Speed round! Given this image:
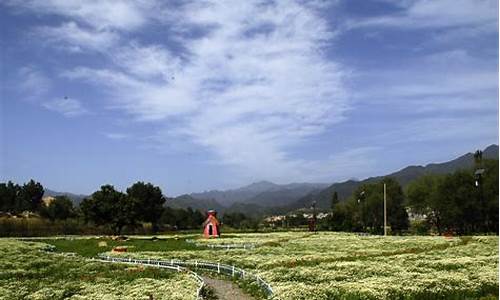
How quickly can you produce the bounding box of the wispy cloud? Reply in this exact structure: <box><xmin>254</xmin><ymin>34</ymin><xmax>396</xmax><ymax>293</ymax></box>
<box><xmin>6</xmin><ymin>0</ymin><xmax>154</xmax><ymax>31</ymax></box>
<box><xmin>42</xmin><ymin>97</ymin><xmax>87</xmax><ymax>117</ymax></box>
<box><xmin>17</xmin><ymin>66</ymin><xmax>51</xmax><ymax>101</ymax></box>
<box><xmin>103</xmin><ymin>132</ymin><xmax>128</xmax><ymax>140</ymax></box>
<box><xmin>35</xmin><ymin>22</ymin><xmax>119</xmax><ymax>52</ymax></box>
<box><xmin>54</xmin><ymin>1</ymin><xmax>350</xmax><ymax>182</ymax></box>
<box><xmin>347</xmin><ymin>0</ymin><xmax>498</xmax><ymax>31</ymax></box>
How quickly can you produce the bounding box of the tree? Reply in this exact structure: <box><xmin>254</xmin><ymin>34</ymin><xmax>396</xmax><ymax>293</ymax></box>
<box><xmin>80</xmin><ymin>185</ymin><xmax>139</xmax><ymax>235</ymax></box>
<box><xmin>126</xmin><ymin>182</ymin><xmax>166</xmax><ymax>233</ymax></box>
<box><xmin>40</xmin><ymin>196</ymin><xmax>75</xmax><ymax>221</ymax></box>
<box><xmin>19</xmin><ymin>180</ymin><xmax>44</xmax><ymax>212</ymax></box>
<box><xmin>331</xmin><ymin>191</ymin><xmax>339</xmax><ymax>211</ymax></box>
<box><xmin>0</xmin><ymin>181</ymin><xmax>20</xmax><ymax>212</ymax></box>
<box><xmin>351</xmin><ymin>178</ymin><xmax>408</xmax><ymax>234</ymax></box>
<box><xmin>406</xmin><ymin>174</ymin><xmax>444</xmax><ymax>233</ymax></box>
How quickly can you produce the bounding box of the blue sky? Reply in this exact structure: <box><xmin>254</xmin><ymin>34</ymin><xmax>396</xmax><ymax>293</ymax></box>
<box><xmin>1</xmin><ymin>0</ymin><xmax>498</xmax><ymax>196</ymax></box>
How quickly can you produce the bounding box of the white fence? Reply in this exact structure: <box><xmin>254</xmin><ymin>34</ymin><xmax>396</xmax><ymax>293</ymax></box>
<box><xmin>185</xmin><ymin>239</ymin><xmax>257</xmax><ymax>250</ymax></box>
<box><xmin>96</xmin><ymin>255</ymin><xmax>205</xmax><ymax>300</ymax></box>
<box><xmin>97</xmin><ymin>254</ymin><xmax>274</xmax><ymax>299</ymax></box>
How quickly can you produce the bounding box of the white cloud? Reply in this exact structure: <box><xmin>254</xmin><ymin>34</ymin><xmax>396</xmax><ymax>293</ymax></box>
<box><xmin>17</xmin><ymin>66</ymin><xmax>51</xmax><ymax>101</ymax></box>
<box><xmin>42</xmin><ymin>97</ymin><xmax>87</xmax><ymax>117</ymax></box>
<box><xmin>6</xmin><ymin>0</ymin><xmax>154</xmax><ymax>31</ymax></box>
<box><xmin>35</xmin><ymin>22</ymin><xmax>119</xmax><ymax>52</ymax></box>
<box><xmin>60</xmin><ymin>1</ymin><xmax>349</xmax><ymax>181</ymax></box>
<box><xmin>103</xmin><ymin>132</ymin><xmax>128</xmax><ymax>140</ymax></box>
<box><xmin>348</xmin><ymin>0</ymin><xmax>498</xmax><ymax>31</ymax></box>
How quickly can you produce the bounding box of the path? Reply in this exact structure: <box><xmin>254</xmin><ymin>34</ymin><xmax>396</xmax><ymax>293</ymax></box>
<box><xmin>202</xmin><ymin>276</ymin><xmax>255</xmax><ymax>300</ymax></box>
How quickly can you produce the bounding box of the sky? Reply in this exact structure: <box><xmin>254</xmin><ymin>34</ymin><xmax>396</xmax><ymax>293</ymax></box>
<box><xmin>0</xmin><ymin>0</ymin><xmax>498</xmax><ymax>196</ymax></box>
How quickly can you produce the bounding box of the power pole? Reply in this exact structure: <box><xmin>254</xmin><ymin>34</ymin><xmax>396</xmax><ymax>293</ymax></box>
<box><xmin>384</xmin><ymin>183</ymin><xmax>387</xmax><ymax>236</ymax></box>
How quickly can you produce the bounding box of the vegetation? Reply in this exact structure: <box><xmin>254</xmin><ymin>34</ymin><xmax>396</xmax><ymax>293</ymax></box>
<box><xmin>0</xmin><ymin>239</ymin><xmax>199</xmax><ymax>300</ymax></box>
<box><xmin>115</xmin><ymin>232</ymin><xmax>498</xmax><ymax>300</ymax></box>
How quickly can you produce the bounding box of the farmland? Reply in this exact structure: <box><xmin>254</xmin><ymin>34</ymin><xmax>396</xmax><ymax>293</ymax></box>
<box><xmin>0</xmin><ymin>232</ymin><xmax>498</xmax><ymax>300</ymax></box>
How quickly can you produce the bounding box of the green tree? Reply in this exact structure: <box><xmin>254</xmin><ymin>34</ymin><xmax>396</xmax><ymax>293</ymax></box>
<box><xmin>126</xmin><ymin>182</ymin><xmax>166</xmax><ymax>233</ymax></box>
<box><xmin>19</xmin><ymin>180</ymin><xmax>44</xmax><ymax>212</ymax></box>
<box><xmin>40</xmin><ymin>196</ymin><xmax>75</xmax><ymax>221</ymax></box>
<box><xmin>352</xmin><ymin>178</ymin><xmax>408</xmax><ymax>234</ymax></box>
<box><xmin>80</xmin><ymin>185</ymin><xmax>139</xmax><ymax>235</ymax></box>
<box><xmin>406</xmin><ymin>174</ymin><xmax>444</xmax><ymax>233</ymax></box>
<box><xmin>331</xmin><ymin>191</ymin><xmax>339</xmax><ymax>211</ymax></box>
<box><xmin>481</xmin><ymin>159</ymin><xmax>499</xmax><ymax>232</ymax></box>
<box><xmin>0</xmin><ymin>181</ymin><xmax>21</xmax><ymax>212</ymax></box>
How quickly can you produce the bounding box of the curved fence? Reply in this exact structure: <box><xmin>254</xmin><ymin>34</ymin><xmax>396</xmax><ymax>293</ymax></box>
<box><xmin>185</xmin><ymin>239</ymin><xmax>257</xmax><ymax>250</ymax></box>
<box><xmin>96</xmin><ymin>255</ymin><xmax>205</xmax><ymax>300</ymax></box>
<box><xmin>98</xmin><ymin>254</ymin><xmax>274</xmax><ymax>299</ymax></box>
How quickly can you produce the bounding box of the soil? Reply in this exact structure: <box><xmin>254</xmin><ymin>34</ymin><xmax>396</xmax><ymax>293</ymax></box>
<box><xmin>202</xmin><ymin>276</ymin><xmax>255</xmax><ymax>300</ymax></box>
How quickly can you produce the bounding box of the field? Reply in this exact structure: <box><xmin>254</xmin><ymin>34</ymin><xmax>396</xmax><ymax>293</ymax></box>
<box><xmin>1</xmin><ymin>233</ymin><xmax>498</xmax><ymax>300</ymax></box>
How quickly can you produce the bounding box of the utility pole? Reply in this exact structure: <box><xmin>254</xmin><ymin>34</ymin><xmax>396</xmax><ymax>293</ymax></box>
<box><xmin>384</xmin><ymin>183</ymin><xmax>387</xmax><ymax>236</ymax></box>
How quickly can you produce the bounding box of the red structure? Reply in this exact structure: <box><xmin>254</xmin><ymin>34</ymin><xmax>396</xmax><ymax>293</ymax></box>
<box><xmin>203</xmin><ymin>210</ymin><xmax>220</xmax><ymax>238</ymax></box>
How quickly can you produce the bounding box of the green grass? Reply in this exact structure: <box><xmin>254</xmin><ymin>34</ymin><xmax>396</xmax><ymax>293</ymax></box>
<box><xmin>35</xmin><ymin>236</ymin><xmax>200</xmax><ymax>257</ymax></box>
<box><xmin>0</xmin><ymin>239</ymin><xmax>200</xmax><ymax>300</ymax></box>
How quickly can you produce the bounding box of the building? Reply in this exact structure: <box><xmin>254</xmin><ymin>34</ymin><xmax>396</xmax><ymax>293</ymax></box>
<box><xmin>203</xmin><ymin>210</ymin><xmax>220</xmax><ymax>238</ymax></box>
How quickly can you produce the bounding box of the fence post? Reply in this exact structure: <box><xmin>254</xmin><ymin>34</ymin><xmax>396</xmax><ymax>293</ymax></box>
<box><xmin>171</xmin><ymin>259</ymin><xmax>173</xmax><ymax>266</ymax></box>
<box><xmin>195</xmin><ymin>260</ymin><xmax>198</xmax><ymax>269</ymax></box>
<box><xmin>217</xmin><ymin>263</ymin><xmax>220</xmax><ymax>274</ymax></box>
<box><xmin>232</xmin><ymin>265</ymin><xmax>235</xmax><ymax>277</ymax></box>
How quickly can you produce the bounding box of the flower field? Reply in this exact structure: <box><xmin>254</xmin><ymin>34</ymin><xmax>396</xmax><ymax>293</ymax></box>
<box><xmin>0</xmin><ymin>239</ymin><xmax>199</xmax><ymax>300</ymax></box>
<box><xmin>114</xmin><ymin>232</ymin><xmax>499</xmax><ymax>300</ymax></box>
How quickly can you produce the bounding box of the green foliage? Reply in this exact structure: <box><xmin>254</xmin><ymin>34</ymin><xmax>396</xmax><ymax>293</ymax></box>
<box><xmin>406</xmin><ymin>159</ymin><xmax>499</xmax><ymax>234</ymax></box>
<box><xmin>222</xmin><ymin>212</ymin><xmax>259</xmax><ymax>230</ymax></box>
<box><xmin>350</xmin><ymin>177</ymin><xmax>408</xmax><ymax>234</ymax></box>
<box><xmin>0</xmin><ymin>179</ymin><xmax>44</xmax><ymax>214</ymax></box>
<box><xmin>160</xmin><ymin>206</ymin><xmax>205</xmax><ymax>230</ymax></box>
<box><xmin>126</xmin><ymin>181</ymin><xmax>166</xmax><ymax>233</ymax></box>
<box><xmin>80</xmin><ymin>185</ymin><xmax>140</xmax><ymax>235</ymax></box>
<box><xmin>40</xmin><ymin>196</ymin><xmax>75</xmax><ymax>221</ymax></box>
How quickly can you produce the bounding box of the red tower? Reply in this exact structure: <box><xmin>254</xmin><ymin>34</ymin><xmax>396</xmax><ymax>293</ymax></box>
<box><xmin>203</xmin><ymin>210</ymin><xmax>220</xmax><ymax>238</ymax></box>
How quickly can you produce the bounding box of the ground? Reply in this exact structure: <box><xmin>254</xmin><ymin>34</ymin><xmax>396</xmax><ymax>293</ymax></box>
<box><xmin>1</xmin><ymin>232</ymin><xmax>498</xmax><ymax>300</ymax></box>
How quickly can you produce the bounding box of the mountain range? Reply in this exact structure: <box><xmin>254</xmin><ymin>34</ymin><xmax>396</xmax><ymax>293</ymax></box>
<box><xmin>46</xmin><ymin>144</ymin><xmax>498</xmax><ymax>215</ymax></box>
<box><xmin>168</xmin><ymin>144</ymin><xmax>498</xmax><ymax>215</ymax></box>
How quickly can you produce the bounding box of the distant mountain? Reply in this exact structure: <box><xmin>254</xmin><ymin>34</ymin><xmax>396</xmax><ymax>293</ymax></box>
<box><xmin>290</xmin><ymin>144</ymin><xmax>499</xmax><ymax>210</ymax></box>
<box><xmin>166</xmin><ymin>194</ymin><xmax>225</xmax><ymax>212</ymax></box>
<box><xmin>44</xmin><ymin>189</ymin><xmax>87</xmax><ymax>205</ymax></box>
<box><xmin>190</xmin><ymin>181</ymin><xmax>328</xmax><ymax>207</ymax></box>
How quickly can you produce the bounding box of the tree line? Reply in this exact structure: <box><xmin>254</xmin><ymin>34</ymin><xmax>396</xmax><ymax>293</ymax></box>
<box><xmin>322</xmin><ymin>158</ymin><xmax>498</xmax><ymax>235</ymax></box>
<box><xmin>0</xmin><ymin>181</ymin><xmax>209</xmax><ymax>235</ymax></box>
<box><xmin>1</xmin><ymin>156</ymin><xmax>497</xmax><ymax>236</ymax></box>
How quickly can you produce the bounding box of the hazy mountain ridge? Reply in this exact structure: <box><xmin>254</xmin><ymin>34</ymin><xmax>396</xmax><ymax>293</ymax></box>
<box><xmin>189</xmin><ymin>181</ymin><xmax>328</xmax><ymax>207</ymax></box>
<box><xmin>44</xmin><ymin>189</ymin><xmax>87</xmax><ymax>205</ymax></box>
<box><xmin>290</xmin><ymin>144</ymin><xmax>499</xmax><ymax>210</ymax></box>
<box><xmin>47</xmin><ymin>145</ymin><xmax>498</xmax><ymax>215</ymax></box>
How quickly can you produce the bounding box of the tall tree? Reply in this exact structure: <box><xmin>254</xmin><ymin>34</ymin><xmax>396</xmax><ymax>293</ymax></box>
<box><xmin>19</xmin><ymin>179</ymin><xmax>44</xmax><ymax>212</ymax></box>
<box><xmin>126</xmin><ymin>182</ymin><xmax>166</xmax><ymax>233</ymax></box>
<box><xmin>351</xmin><ymin>178</ymin><xmax>408</xmax><ymax>234</ymax></box>
<box><xmin>40</xmin><ymin>196</ymin><xmax>75</xmax><ymax>221</ymax></box>
<box><xmin>331</xmin><ymin>191</ymin><xmax>339</xmax><ymax>211</ymax></box>
<box><xmin>80</xmin><ymin>185</ymin><xmax>139</xmax><ymax>235</ymax></box>
<box><xmin>0</xmin><ymin>181</ymin><xmax>20</xmax><ymax>212</ymax></box>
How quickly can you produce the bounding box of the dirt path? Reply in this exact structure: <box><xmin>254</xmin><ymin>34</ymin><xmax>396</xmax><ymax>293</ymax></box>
<box><xmin>202</xmin><ymin>276</ymin><xmax>255</xmax><ymax>300</ymax></box>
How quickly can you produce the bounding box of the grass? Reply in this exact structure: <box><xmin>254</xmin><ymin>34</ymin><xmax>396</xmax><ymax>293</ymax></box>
<box><xmin>0</xmin><ymin>239</ymin><xmax>200</xmax><ymax>300</ymax></box>
<box><xmin>35</xmin><ymin>235</ymin><xmax>200</xmax><ymax>257</ymax></box>
<box><xmin>5</xmin><ymin>233</ymin><xmax>499</xmax><ymax>299</ymax></box>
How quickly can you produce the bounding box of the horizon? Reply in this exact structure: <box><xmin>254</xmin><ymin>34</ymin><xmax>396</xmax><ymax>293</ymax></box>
<box><xmin>46</xmin><ymin>143</ymin><xmax>498</xmax><ymax>197</ymax></box>
<box><xmin>1</xmin><ymin>1</ymin><xmax>498</xmax><ymax>196</ymax></box>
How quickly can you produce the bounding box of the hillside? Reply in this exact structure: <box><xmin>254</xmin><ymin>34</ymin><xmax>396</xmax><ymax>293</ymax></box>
<box><xmin>290</xmin><ymin>144</ymin><xmax>499</xmax><ymax>210</ymax></box>
<box><xmin>189</xmin><ymin>181</ymin><xmax>327</xmax><ymax>207</ymax></box>
<box><xmin>44</xmin><ymin>189</ymin><xmax>87</xmax><ymax>206</ymax></box>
